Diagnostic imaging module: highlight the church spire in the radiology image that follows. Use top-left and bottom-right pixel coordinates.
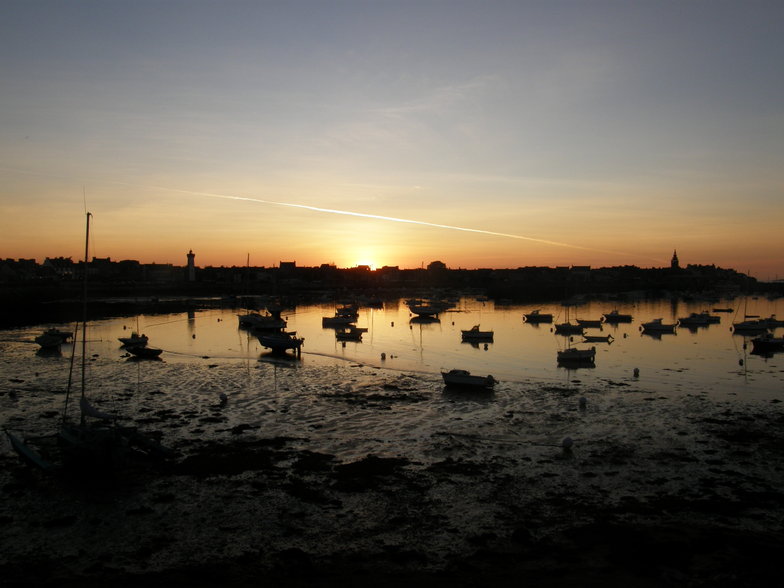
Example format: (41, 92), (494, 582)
(671, 250), (680, 270)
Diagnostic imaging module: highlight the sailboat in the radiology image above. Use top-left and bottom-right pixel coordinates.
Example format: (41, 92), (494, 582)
(554, 304), (584, 335)
(732, 293), (768, 335)
(5, 212), (172, 473)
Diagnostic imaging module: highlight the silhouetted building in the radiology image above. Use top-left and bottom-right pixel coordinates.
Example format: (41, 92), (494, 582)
(187, 249), (196, 282)
(144, 263), (176, 282)
(671, 250), (680, 270)
(43, 257), (75, 279)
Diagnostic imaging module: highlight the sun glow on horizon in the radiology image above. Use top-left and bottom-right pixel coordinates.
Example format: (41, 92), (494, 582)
(354, 261), (376, 270)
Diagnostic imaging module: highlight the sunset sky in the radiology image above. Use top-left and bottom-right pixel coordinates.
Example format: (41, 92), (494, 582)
(1, 1), (782, 279)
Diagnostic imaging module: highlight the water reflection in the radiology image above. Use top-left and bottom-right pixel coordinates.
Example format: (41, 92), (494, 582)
(409, 316), (440, 325)
(8, 295), (784, 398)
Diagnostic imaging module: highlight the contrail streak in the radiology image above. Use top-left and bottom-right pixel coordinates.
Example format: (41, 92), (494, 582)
(157, 186), (617, 254)
(123, 182), (661, 260)
(0, 167), (662, 263)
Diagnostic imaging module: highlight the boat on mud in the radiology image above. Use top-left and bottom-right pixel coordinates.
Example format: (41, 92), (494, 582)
(258, 331), (304, 355)
(34, 331), (66, 349)
(126, 345), (163, 359)
(441, 369), (496, 389)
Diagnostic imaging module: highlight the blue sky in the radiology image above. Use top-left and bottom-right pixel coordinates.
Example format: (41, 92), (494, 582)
(1, 1), (783, 277)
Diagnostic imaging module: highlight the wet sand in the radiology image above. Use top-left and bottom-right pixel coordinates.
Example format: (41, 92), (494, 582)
(2, 360), (784, 586)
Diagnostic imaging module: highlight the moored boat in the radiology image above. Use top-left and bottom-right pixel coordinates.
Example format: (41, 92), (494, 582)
(126, 345), (163, 359)
(239, 312), (287, 330)
(576, 318), (603, 328)
(554, 322), (584, 335)
(35, 332), (65, 349)
(335, 304), (359, 318)
(118, 332), (149, 347)
(258, 331), (304, 354)
(557, 346), (596, 364)
(759, 314), (784, 329)
(641, 318), (677, 333)
(322, 314), (356, 327)
(523, 310), (553, 323)
(732, 320), (768, 335)
(44, 328), (73, 342)
(751, 333), (784, 354)
(441, 369), (496, 389)
(335, 326), (364, 341)
(602, 310), (632, 323)
(461, 325), (494, 341)
(583, 334), (613, 343)
(677, 313), (710, 327)
(678, 311), (720, 327)
(408, 299), (451, 317)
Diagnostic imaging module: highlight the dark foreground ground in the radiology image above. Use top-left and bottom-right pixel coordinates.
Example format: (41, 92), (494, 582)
(3, 407), (784, 588)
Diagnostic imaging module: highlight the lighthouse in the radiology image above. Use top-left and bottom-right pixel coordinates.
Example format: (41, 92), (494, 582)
(187, 249), (196, 281)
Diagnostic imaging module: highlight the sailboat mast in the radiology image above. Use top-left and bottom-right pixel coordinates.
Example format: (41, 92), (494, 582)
(81, 212), (91, 411)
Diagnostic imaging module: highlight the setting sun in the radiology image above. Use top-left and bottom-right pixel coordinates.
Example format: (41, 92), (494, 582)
(353, 259), (376, 270)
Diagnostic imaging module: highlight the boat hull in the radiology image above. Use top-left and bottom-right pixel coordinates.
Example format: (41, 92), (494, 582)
(557, 347), (596, 364)
(441, 370), (496, 389)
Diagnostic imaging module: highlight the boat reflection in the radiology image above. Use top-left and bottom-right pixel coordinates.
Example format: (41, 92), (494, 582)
(442, 386), (496, 402)
(258, 351), (300, 364)
(640, 330), (677, 340)
(126, 355), (163, 363)
(35, 346), (62, 357)
(462, 341), (492, 350)
(410, 316), (440, 325)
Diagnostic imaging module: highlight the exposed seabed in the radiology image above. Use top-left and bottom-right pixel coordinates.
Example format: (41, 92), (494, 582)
(2, 357), (784, 586)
